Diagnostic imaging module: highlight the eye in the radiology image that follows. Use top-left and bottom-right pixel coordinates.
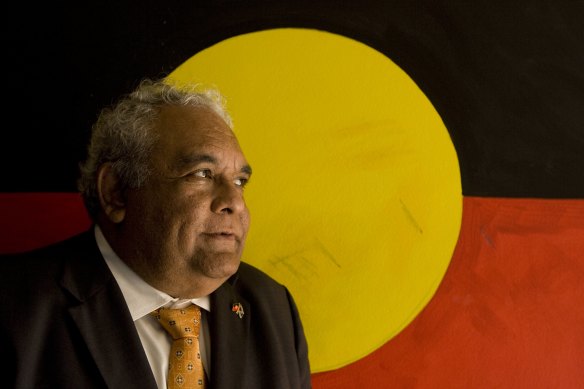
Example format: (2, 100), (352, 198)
(193, 169), (212, 179)
(234, 177), (249, 187)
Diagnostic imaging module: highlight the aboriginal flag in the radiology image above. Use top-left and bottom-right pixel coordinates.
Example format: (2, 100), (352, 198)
(1, 1), (584, 388)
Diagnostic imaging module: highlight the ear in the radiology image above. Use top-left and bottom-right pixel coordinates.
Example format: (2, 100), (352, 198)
(97, 162), (127, 224)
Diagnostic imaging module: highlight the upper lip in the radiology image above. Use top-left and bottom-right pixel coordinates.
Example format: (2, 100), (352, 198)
(204, 230), (237, 237)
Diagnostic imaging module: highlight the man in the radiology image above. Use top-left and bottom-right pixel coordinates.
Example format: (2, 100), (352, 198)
(0, 78), (311, 388)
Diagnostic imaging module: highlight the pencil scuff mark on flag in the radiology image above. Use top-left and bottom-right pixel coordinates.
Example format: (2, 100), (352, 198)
(267, 238), (341, 281)
(480, 226), (495, 248)
(314, 238), (342, 268)
(400, 198), (423, 234)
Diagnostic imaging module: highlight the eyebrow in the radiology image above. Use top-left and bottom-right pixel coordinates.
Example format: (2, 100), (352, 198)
(178, 154), (252, 175)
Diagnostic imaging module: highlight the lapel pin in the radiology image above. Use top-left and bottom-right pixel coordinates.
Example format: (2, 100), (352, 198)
(232, 302), (244, 319)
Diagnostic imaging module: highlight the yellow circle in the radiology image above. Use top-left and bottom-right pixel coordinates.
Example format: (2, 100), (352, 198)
(168, 28), (462, 372)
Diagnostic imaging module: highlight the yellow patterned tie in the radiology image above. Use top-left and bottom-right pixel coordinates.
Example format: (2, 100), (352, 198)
(151, 305), (207, 388)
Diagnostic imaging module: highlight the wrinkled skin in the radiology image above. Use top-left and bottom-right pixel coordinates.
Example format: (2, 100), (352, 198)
(98, 105), (252, 298)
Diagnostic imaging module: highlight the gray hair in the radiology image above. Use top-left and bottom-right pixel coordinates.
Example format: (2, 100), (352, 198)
(77, 78), (233, 220)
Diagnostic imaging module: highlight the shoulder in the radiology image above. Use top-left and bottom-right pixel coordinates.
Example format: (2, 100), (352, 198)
(234, 261), (287, 292)
(0, 230), (97, 284)
(230, 261), (301, 314)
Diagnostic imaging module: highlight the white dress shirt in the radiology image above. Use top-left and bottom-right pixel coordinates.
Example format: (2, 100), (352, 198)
(94, 225), (211, 389)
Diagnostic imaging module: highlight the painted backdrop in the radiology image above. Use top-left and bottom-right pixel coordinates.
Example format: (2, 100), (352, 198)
(1, 1), (584, 388)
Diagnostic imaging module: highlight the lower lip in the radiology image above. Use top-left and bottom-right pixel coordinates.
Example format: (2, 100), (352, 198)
(204, 233), (236, 240)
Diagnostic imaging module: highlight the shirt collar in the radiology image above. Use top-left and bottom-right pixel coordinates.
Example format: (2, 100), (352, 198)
(94, 225), (211, 321)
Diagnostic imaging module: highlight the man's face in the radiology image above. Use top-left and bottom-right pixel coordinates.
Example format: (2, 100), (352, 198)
(124, 105), (251, 283)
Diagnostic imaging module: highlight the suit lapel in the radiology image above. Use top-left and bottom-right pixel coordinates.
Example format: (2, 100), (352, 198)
(60, 231), (157, 389)
(209, 276), (250, 389)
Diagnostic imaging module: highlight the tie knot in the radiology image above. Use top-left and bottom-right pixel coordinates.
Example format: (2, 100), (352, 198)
(151, 305), (202, 340)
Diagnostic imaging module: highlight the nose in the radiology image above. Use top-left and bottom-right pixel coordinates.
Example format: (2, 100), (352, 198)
(211, 180), (246, 214)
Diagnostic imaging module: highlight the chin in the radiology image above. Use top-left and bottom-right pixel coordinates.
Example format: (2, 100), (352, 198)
(199, 255), (241, 279)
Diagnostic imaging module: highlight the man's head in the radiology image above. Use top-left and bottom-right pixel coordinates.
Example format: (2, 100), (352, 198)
(78, 78), (252, 297)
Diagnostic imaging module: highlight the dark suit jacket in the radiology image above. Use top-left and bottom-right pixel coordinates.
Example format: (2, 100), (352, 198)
(0, 229), (311, 389)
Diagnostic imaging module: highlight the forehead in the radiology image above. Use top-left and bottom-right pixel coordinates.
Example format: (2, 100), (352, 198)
(153, 105), (246, 163)
(156, 104), (235, 143)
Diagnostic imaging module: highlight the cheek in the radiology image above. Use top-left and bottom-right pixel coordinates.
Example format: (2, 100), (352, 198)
(156, 199), (205, 235)
(241, 208), (251, 233)
(172, 190), (206, 215)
